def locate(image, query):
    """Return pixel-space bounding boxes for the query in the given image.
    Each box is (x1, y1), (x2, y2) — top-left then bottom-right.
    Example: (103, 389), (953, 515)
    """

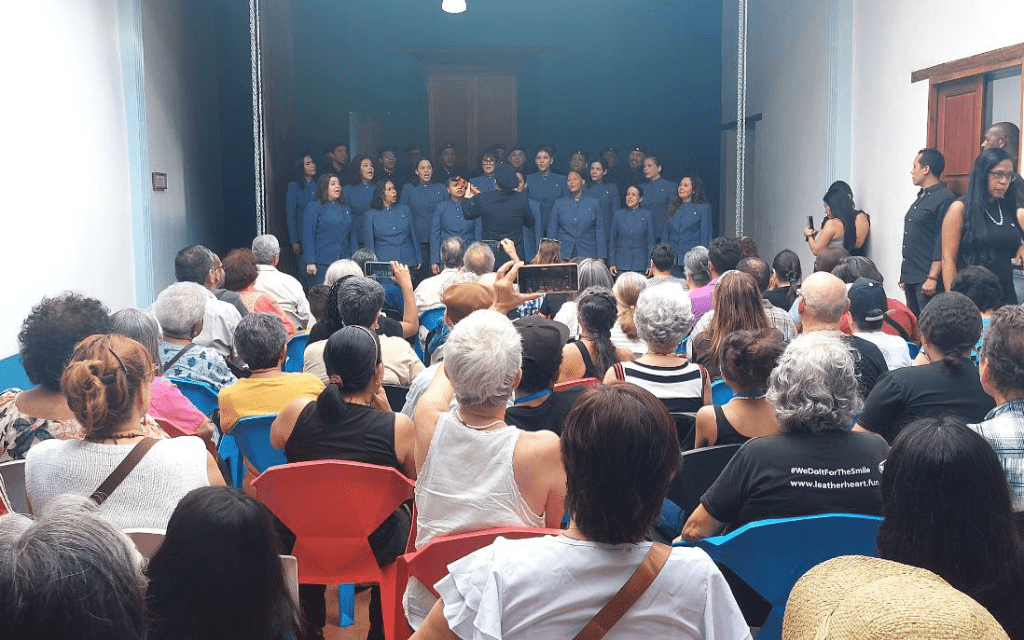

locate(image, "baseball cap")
(513, 316), (570, 369)
(848, 277), (888, 324)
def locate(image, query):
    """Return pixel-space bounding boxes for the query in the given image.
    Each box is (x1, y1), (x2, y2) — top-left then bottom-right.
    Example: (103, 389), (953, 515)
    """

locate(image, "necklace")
(733, 389), (767, 400)
(88, 432), (146, 442)
(985, 200), (1005, 226)
(454, 408), (505, 431)
(644, 350), (678, 357)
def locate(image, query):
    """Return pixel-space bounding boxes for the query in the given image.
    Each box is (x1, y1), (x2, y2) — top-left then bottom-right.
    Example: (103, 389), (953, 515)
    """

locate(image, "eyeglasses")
(989, 170), (1016, 183)
(482, 158), (496, 164)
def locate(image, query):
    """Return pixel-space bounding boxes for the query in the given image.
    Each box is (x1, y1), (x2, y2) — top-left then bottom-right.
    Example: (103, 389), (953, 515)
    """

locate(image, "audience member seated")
(690, 270), (770, 378)
(274, 325), (416, 640)
(682, 332), (888, 540)
(610, 271), (647, 355)
(551, 258), (614, 338)
(877, 416), (1024, 638)
(951, 265), (1003, 362)
(505, 317), (581, 435)
(306, 284), (330, 325)
(146, 486), (301, 640)
(304, 276), (423, 386)
(970, 305), (1024, 521)
(152, 282), (237, 391)
(833, 255), (920, 342)
(845, 278), (912, 370)
(252, 234), (312, 331)
(694, 329), (784, 448)
(784, 556), (1011, 640)
(648, 242), (686, 286)
(605, 282), (709, 444)
(408, 310), (566, 628)
(110, 308), (214, 443)
(26, 334), (222, 528)
(681, 245), (710, 291)
(557, 287), (633, 382)
(323, 258), (362, 286)
(461, 240), (495, 277)
(689, 237), (741, 321)
(415, 236), (465, 313)
(223, 248), (296, 336)
(413, 383), (751, 640)
(1, 293), (112, 461)
(764, 248), (801, 310)
(798, 272), (886, 399)
(856, 292), (993, 444)
(0, 496), (148, 640)
(174, 244), (244, 358)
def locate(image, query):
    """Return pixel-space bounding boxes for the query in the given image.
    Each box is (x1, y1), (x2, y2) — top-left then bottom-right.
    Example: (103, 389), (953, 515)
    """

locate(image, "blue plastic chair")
(678, 513), (883, 640)
(166, 377), (219, 416)
(711, 379), (734, 405)
(907, 341), (920, 359)
(232, 414), (287, 474)
(216, 433), (244, 488)
(417, 307), (447, 364)
(284, 333), (310, 373)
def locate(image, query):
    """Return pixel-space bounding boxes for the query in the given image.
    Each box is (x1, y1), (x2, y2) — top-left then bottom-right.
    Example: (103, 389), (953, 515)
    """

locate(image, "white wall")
(0, 0), (137, 357)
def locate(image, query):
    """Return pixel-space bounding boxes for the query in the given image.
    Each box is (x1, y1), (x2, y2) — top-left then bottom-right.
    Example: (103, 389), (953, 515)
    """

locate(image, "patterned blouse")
(1, 388), (167, 462)
(160, 342), (237, 391)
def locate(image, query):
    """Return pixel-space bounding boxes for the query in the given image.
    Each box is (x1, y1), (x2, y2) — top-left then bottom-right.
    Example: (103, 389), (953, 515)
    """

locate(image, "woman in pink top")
(222, 248), (296, 335)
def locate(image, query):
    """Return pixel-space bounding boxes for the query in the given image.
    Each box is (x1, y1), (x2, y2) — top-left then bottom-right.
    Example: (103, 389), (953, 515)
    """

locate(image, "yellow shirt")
(218, 373), (325, 432)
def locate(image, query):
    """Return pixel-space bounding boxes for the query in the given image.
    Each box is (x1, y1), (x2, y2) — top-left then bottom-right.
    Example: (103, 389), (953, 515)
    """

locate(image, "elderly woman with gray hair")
(406, 309), (567, 628)
(152, 282), (236, 391)
(110, 308), (214, 444)
(681, 331), (889, 540)
(683, 245), (712, 292)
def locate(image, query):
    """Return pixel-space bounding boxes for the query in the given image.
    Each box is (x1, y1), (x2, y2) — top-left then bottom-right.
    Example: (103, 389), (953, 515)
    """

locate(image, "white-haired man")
(252, 234), (311, 330)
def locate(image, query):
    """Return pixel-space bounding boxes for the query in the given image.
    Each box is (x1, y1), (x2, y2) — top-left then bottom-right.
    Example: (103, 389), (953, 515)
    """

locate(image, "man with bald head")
(799, 272), (887, 398)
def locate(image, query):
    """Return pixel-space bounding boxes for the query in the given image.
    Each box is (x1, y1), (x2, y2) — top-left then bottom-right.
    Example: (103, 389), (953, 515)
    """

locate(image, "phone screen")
(364, 261), (394, 279)
(516, 264), (579, 294)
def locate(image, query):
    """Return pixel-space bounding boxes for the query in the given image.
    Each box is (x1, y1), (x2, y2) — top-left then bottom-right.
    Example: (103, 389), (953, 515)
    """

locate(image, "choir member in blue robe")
(375, 146), (401, 195)
(285, 152), (318, 255)
(323, 141), (354, 185)
(547, 170), (606, 260)
(433, 142), (468, 185)
(641, 153), (676, 240)
(465, 163), (535, 266)
(469, 149), (498, 193)
(568, 149), (589, 176)
(525, 146), (568, 241)
(584, 158), (621, 232)
(664, 175), (713, 270)
(511, 170), (543, 261)
(341, 154), (376, 246)
(508, 146), (529, 175)
(430, 176), (481, 271)
(301, 174), (357, 286)
(401, 158), (447, 277)
(364, 179), (421, 267)
(609, 185), (656, 275)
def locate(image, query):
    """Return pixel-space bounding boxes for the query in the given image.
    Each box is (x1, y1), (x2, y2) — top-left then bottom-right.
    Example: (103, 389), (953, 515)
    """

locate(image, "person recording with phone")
(464, 162), (535, 268)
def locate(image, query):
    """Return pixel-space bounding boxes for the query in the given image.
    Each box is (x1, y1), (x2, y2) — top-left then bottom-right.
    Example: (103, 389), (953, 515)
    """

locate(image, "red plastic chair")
(253, 460), (415, 640)
(389, 527), (561, 640)
(553, 377), (601, 392)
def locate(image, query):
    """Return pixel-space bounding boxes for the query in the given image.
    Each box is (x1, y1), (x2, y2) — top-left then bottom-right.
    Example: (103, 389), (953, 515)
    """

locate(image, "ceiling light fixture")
(442, 0), (466, 14)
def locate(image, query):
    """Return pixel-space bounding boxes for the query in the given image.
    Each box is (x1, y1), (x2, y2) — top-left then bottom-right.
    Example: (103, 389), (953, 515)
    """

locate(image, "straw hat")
(783, 555), (1008, 640)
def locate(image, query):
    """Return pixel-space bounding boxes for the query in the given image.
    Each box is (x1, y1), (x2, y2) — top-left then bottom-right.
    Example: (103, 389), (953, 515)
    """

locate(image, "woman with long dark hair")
(765, 249), (802, 310)
(804, 183), (857, 255)
(878, 416), (1024, 639)
(827, 180), (871, 255)
(690, 270), (770, 379)
(342, 153), (376, 245)
(364, 179), (421, 268)
(146, 486), (301, 640)
(302, 173), (357, 286)
(285, 152), (317, 256)
(557, 287), (633, 382)
(272, 326), (416, 640)
(941, 147), (1024, 306)
(665, 174), (712, 266)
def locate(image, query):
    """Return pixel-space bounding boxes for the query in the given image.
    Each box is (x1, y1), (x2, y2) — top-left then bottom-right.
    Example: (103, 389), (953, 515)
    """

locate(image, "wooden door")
(929, 77), (983, 195)
(428, 73), (517, 167)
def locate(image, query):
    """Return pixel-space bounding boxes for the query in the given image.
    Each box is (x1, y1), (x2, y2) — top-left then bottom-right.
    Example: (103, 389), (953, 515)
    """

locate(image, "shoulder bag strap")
(162, 342), (196, 374)
(572, 542), (672, 640)
(613, 362), (625, 382)
(882, 314), (911, 341)
(89, 438), (159, 506)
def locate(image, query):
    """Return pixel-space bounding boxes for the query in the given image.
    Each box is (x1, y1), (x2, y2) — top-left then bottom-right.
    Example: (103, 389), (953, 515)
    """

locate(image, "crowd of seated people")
(6, 134), (1024, 638)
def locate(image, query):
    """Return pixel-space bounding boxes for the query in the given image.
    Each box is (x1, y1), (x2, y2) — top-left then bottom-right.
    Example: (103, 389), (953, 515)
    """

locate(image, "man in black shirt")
(799, 272), (887, 399)
(505, 317), (584, 435)
(464, 163), (535, 265)
(900, 148), (955, 316)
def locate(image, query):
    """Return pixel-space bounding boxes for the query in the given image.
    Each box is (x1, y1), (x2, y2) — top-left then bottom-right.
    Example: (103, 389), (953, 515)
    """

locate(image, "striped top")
(616, 360), (707, 414)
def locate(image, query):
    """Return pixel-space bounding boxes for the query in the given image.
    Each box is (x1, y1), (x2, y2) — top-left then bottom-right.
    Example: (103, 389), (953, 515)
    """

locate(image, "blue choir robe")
(524, 198), (543, 262)
(644, 177), (676, 239)
(400, 182), (448, 249)
(430, 199), (481, 265)
(364, 203), (422, 266)
(342, 182), (375, 245)
(302, 201), (358, 286)
(585, 182), (621, 232)
(547, 195), (606, 260)
(665, 202), (713, 265)
(609, 207), (656, 272)
(285, 179), (317, 245)
(525, 172), (568, 240)
(469, 175), (497, 193)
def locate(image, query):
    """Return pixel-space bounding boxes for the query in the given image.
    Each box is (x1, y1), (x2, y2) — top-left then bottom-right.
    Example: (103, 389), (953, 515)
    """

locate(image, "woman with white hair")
(605, 282), (710, 445)
(681, 332), (889, 541)
(406, 309), (567, 628)
(152, 282), (236, 391)
(323, 258), (362, 287)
